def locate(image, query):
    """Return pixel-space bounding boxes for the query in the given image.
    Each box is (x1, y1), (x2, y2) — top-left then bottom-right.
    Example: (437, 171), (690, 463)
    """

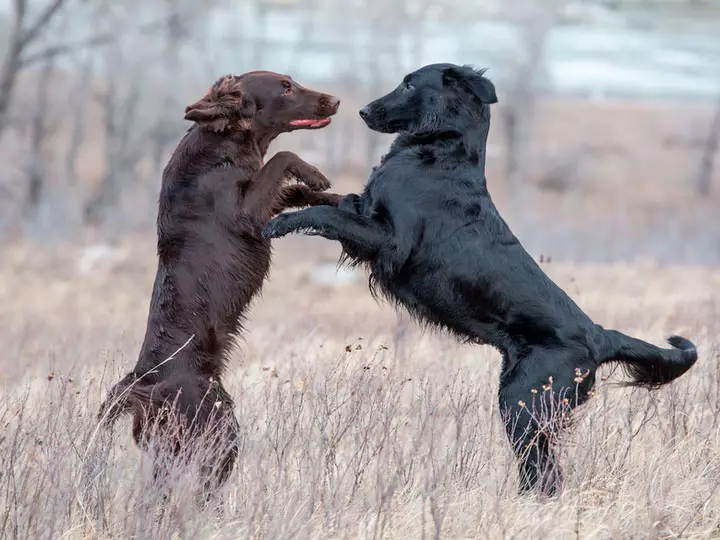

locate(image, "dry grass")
(1, 237), (720, 539)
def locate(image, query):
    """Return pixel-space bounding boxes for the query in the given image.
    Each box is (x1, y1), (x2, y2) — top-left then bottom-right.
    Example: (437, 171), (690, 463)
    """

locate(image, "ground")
(1, 234), (719, 539)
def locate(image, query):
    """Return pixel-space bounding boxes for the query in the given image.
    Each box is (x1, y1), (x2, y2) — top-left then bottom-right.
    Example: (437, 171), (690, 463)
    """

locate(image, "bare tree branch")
(64, 57), (93, 188)
(18, 0), (66, 49)
(13, 0), (27, 27)
(0, 0), (175, 140)
(20, 16), (176, 67)
(0, 54), (23, 140)
(24, 56), (55, 217)
(0, 0), (68, 139)
(84, 46), (144, 225)
(19, 33), (115, 67)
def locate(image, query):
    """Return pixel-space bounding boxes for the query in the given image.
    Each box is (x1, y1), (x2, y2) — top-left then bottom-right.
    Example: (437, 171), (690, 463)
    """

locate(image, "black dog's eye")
(282, 80), (293, 96)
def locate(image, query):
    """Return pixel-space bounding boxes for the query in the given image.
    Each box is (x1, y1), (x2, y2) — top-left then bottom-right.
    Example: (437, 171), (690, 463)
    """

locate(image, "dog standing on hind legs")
(97, 71), (343, 505)
(262, 62), (699, 496)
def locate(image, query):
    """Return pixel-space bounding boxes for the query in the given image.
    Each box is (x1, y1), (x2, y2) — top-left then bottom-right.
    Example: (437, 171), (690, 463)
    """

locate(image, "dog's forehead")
(406, 63), (456, 81)
(211, 74), (238, 89)
(240, 71), (290, 86)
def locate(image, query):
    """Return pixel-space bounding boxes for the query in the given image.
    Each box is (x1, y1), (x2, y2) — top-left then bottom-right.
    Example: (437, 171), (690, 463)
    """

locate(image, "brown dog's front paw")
(288, 161), (331, 191)
(306, 166), (332, 191)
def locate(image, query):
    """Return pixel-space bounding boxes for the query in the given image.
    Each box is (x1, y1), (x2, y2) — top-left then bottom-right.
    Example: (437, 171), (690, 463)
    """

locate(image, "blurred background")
(2, 4), (720, 536)
(0, 0), (719, 263)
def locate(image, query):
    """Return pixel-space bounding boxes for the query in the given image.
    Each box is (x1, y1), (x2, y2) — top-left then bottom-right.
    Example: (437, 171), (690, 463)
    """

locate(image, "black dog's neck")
(394, 118), (491, 173)
(397, 129), (463, 148)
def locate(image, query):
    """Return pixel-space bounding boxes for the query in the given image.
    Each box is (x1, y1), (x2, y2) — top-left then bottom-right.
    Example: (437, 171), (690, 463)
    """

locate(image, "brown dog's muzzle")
(288, 92), (341, 129)
(317, 95), (340, 117)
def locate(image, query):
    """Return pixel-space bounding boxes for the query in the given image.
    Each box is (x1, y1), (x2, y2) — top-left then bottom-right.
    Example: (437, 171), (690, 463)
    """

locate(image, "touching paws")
(338, 193), (363, 215)
(262, 214), (296, 239)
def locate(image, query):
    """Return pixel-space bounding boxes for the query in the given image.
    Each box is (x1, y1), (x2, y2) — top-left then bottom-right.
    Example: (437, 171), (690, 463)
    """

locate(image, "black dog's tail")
(596, 328), (697, 389)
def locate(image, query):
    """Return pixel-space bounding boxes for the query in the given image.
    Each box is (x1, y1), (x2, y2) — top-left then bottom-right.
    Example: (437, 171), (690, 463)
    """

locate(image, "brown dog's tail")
(596, 328), (697, 389)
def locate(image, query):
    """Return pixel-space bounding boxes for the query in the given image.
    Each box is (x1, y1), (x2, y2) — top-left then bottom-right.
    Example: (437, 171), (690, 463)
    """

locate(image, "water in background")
(200, 3), (720, 100)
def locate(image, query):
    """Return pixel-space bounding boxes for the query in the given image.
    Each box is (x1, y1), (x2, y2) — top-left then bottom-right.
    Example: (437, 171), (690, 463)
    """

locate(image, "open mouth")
(289, 118), (332, 129)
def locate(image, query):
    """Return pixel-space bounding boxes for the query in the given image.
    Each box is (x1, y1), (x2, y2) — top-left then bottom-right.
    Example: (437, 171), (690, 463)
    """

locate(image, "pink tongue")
(289, 118), (330, 127)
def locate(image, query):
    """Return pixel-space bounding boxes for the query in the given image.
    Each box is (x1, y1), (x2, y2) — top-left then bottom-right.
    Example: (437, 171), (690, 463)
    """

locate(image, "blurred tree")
(695, 92), (720, 196)
(0, 0), (68, 140)
(501, 0), (566, 190)
(83, 45), (142, 225)
(23, 55), (55, 218)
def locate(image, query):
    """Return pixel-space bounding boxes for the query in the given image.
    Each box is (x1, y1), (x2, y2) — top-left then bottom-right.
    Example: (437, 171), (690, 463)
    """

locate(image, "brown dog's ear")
(184, 75), (255, 132)
(184, 98), (233, 132)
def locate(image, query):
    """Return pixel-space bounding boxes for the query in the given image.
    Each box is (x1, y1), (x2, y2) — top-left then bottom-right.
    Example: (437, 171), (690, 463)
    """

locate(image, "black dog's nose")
(359, 107), (370, 119)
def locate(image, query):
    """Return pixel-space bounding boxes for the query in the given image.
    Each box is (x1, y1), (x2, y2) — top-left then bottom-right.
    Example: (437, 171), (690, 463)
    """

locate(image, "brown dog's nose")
(328, 96), (340, 112)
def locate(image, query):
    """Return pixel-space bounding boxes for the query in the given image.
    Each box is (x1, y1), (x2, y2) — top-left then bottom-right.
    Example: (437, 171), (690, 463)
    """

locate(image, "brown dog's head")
(184, 71), (340, 136)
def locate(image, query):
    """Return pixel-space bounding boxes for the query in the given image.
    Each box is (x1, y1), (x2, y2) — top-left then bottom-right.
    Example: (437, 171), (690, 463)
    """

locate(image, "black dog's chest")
(363, 157), (414, 208)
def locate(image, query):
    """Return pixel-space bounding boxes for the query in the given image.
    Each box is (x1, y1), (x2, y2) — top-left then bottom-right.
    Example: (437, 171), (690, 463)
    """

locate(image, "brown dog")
(98, 71), (342, 498)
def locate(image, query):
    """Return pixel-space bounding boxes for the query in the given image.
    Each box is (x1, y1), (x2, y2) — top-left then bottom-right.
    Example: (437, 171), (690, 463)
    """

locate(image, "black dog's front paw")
(338, 193), (363, 215)
(262, 210), (338, 240)
(262, 214), (296, 238)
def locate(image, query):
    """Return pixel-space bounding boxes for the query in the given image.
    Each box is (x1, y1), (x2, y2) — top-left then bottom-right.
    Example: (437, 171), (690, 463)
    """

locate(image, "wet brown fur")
(98, 71), (343, 496)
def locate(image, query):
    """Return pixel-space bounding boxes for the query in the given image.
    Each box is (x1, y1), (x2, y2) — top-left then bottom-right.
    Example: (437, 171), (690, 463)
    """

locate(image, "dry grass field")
(1, 76), (719, 540)
(1, 234), (719, 539)
(1, 2), (719, 536)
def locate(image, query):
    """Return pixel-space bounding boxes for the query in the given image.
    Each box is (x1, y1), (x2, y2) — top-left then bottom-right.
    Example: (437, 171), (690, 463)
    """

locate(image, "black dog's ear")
(443, 65), (498, 105)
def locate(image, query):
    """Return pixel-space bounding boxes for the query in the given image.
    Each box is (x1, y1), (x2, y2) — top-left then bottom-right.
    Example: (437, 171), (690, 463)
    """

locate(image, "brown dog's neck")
(162, 125), (267, 181)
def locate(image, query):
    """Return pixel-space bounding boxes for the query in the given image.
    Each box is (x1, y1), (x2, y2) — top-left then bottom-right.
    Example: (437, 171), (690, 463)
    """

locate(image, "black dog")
(262, 63), (698, 496)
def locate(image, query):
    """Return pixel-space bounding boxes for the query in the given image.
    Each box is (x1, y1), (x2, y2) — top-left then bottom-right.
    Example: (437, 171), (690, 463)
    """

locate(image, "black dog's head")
(184, 71), (340, 136)
(359, 63), (497, 135)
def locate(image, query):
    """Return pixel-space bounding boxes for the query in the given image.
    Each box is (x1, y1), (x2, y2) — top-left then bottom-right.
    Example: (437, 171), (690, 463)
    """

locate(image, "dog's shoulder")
(367, 142), (424, 190)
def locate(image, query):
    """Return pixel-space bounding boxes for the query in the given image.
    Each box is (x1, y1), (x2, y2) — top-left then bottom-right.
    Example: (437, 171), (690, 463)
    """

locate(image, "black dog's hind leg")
(501, 403), (563, 496)
(497, 355), (595, 496)
(262, 205), (389, 261)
